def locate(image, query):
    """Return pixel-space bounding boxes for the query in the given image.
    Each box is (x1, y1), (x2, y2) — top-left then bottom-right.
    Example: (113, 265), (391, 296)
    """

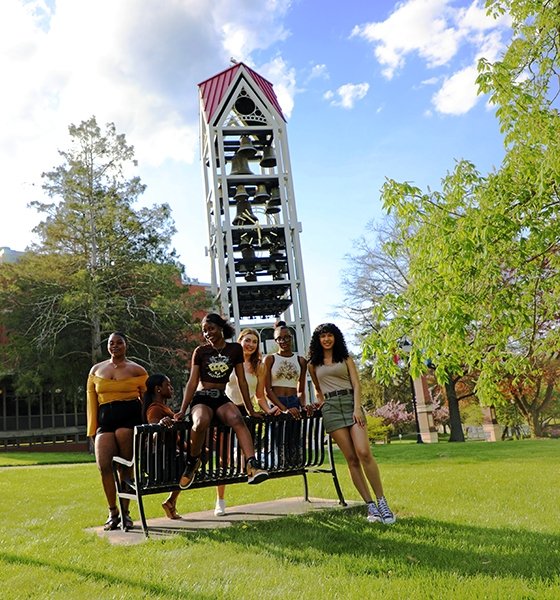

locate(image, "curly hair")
(202, 313), (235, 340)
(307, 322), (349, 365)
(238, 328), (262, 374)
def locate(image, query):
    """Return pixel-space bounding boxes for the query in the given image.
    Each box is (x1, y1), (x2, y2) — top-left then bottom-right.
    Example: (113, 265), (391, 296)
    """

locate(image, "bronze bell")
(230, 152), (254, 176)
(260, 144), (277, 168)
(233, 199), (258, 226)
(238, 232), (254, 249)
(234, 184), (249, 201)
(237, 135), (257, 158)
(259, 233), (275, 249)
(253, 183), (270, 203)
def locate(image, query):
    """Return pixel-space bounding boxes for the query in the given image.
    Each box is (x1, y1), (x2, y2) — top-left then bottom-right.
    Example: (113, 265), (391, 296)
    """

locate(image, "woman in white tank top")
(264, 320), (309, 418)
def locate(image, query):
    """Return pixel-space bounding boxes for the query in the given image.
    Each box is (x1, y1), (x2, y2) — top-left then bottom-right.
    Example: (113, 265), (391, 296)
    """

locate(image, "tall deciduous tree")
(0, 116), (210, 395)
(361, 0), (560, 437)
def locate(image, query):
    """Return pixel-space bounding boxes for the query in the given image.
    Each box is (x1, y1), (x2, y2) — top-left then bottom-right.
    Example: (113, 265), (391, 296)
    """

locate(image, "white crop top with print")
(270, 353), (301, 388)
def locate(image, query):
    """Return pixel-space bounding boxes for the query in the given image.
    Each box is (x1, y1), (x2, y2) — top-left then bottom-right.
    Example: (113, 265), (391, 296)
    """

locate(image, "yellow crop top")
(86, 374), (147, 437)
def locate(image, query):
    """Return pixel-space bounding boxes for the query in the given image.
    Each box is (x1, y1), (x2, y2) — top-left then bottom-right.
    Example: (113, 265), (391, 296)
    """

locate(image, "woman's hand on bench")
(158, 416), (175, 429)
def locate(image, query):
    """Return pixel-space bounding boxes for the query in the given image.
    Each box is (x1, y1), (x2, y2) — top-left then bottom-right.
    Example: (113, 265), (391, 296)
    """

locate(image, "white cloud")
(351, 0), (458, 79)
(308, 63), (329, 80)
(432, 64), (479, 114)
(351, 0), (510, 115)
(257, 55), (297, 118)
(0, 0), (295, 259)
(325, 82), (369, 109)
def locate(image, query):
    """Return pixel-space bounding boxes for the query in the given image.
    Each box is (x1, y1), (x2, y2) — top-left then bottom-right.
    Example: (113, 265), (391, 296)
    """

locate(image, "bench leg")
(302, 472), (309, 502)
(327, 437), (347, 506)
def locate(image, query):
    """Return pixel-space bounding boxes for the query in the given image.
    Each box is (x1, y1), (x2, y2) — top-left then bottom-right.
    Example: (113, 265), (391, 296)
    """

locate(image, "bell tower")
(198, 63), (310, 352)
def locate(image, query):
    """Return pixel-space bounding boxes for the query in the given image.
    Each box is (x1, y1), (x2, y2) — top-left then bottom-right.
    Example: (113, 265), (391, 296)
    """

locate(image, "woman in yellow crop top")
(87, 331), (148, 531)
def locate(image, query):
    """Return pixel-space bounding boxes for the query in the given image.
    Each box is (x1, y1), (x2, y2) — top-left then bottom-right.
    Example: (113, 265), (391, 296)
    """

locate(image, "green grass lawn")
(1, 439), (559, 599)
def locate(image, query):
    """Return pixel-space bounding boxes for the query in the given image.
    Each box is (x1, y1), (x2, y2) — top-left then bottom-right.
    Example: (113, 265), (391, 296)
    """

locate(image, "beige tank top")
(314, 360), (351, 394)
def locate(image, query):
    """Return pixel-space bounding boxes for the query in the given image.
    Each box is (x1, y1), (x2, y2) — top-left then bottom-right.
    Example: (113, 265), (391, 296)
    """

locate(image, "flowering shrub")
(374, 400), (413, 435)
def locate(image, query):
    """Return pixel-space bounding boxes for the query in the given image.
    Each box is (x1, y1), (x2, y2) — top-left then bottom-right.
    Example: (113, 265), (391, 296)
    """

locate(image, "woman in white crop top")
(307, 322), (396, 525)
(264, 320), (309, 418)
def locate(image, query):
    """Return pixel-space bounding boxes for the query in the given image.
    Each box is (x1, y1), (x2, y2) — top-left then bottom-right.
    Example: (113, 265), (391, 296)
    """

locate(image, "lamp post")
(399, 339), (423, 444)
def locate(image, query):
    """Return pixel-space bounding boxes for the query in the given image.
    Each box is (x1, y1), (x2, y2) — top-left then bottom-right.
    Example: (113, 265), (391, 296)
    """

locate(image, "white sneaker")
(214, 499), (226, 517)
(366, 501), (383, 523)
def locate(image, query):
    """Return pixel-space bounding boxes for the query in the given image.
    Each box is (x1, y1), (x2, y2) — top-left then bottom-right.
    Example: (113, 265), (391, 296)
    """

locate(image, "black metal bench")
(112, 412), (346, 537)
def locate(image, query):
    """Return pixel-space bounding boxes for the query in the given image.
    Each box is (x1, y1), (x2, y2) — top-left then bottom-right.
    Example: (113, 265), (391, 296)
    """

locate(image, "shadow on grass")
(186, 506), (560, 582)
(0, 551), (212, 600)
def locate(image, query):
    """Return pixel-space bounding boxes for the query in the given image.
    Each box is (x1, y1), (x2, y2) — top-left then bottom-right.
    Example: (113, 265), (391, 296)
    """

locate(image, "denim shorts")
(278, 395), (300, 410)
(322, 392), (355, 433)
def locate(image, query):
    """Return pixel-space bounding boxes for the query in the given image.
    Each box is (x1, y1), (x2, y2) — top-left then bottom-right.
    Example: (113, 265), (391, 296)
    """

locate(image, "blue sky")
(0, 0), (511, 332)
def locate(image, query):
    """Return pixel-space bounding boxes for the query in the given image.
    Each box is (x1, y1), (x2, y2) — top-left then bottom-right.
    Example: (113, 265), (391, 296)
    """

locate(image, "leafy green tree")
(0, 116), (210, 396)
(361, 1), (560, 438)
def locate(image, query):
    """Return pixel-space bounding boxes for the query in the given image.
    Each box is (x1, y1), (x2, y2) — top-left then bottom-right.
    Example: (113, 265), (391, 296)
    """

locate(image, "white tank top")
(270, 353), (301, 388)
(226, 362), (259, 409)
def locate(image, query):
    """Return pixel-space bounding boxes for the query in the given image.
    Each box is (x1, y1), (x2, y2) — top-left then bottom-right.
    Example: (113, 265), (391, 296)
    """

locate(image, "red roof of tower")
(198, 62), (286, 124)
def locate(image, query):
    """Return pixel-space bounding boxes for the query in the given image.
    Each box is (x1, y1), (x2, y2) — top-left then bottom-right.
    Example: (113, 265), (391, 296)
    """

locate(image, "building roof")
(198, 62), (286, 125)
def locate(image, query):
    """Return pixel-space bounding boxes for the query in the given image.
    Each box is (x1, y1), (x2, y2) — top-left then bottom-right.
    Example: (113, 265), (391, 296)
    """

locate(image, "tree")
(0, 116), (210, 395)
(340, 216), (409, 338)
(361, 1), (560, 437)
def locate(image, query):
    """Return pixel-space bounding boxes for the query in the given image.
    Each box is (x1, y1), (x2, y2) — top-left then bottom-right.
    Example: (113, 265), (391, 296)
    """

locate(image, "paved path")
(88, 497), (359, 545)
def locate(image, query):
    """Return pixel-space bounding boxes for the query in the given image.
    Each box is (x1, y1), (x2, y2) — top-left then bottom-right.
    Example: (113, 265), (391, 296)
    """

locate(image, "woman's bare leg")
(330, 427), (373, 503)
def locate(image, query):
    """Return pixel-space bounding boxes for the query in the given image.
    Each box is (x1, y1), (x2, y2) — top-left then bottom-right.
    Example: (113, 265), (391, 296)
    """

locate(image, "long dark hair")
(307, 323), (349, 366)
(202, 313), (235, 340)
(142, 373), (168, 423)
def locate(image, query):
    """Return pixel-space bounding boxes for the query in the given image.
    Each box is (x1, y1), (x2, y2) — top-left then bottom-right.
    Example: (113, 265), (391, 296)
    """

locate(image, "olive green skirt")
(322, 392), (355, 434)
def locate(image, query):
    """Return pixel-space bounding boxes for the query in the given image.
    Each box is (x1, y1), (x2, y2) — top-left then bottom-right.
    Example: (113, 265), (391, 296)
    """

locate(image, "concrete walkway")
(88, 497), (359, 545)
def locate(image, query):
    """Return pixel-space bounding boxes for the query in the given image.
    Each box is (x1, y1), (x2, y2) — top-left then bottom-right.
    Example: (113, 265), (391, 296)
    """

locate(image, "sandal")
(103, 508), (121, 531)
(162, 500), (182, 520)
(123, 511), (134, 530)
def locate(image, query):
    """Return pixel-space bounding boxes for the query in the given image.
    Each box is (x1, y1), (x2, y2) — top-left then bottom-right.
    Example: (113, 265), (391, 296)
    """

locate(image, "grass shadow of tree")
(186, 506), (560, 582)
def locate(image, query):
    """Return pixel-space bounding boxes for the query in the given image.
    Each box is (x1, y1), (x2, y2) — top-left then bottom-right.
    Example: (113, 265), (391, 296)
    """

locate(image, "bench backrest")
(133, 412), (328, 492)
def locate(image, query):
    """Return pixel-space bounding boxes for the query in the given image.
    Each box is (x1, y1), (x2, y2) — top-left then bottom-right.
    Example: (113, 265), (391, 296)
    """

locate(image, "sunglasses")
(274, 335), (292, 342)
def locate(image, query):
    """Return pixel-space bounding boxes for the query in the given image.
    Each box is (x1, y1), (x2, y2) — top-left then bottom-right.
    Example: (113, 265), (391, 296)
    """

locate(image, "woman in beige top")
(307, 323), (395, 525)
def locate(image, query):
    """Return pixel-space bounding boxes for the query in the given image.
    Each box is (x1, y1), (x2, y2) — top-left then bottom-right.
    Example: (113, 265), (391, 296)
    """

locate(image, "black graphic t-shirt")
(194, 342), (244, 384)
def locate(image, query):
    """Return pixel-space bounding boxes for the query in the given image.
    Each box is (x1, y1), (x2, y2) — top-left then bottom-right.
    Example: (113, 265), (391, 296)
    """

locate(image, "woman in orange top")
(87, 331), (148, 530)
(142, 373), (183, 520)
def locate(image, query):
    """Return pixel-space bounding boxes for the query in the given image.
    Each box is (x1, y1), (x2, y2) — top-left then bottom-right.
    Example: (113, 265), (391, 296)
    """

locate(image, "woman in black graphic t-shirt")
(175, 313), (269, 489)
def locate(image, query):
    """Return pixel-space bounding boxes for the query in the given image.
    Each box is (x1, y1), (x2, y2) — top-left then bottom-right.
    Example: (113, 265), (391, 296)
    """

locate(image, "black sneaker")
(179, 456), (201, 489)
(246, 457), (269, 484)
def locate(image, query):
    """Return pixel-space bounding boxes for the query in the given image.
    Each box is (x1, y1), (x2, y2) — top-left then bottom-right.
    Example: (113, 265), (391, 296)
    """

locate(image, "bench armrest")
(113, 455), (134, 468)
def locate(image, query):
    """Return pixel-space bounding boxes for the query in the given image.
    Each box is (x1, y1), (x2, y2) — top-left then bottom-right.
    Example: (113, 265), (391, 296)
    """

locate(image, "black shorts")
(97, 400), (142, 434)
(190, 390), (233, 412)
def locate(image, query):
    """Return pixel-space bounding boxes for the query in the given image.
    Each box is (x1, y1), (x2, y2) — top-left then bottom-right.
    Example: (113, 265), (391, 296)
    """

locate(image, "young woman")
(87, 331), (148, 531)
(214, 328), (277, 516)
(307, 323), (396, 524)
(142, 373), (183, 520)
(263, 320), (308, 417)
(175, 313), (269, 490)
